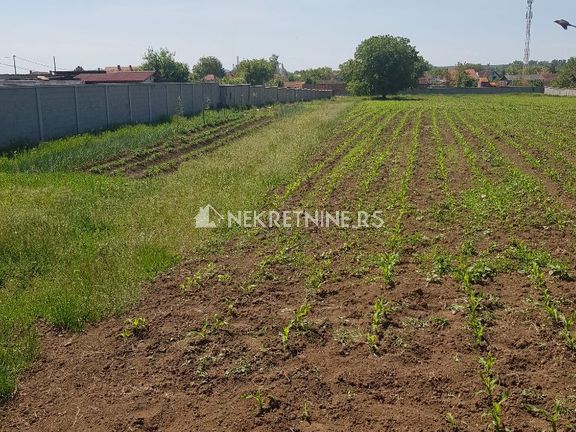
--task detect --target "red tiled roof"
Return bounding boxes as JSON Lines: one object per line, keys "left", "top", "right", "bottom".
{"left": 74, "top": 71, "right": 154, "bottom": 83}
{"left": 465, "top": 69, "right": 479, "bottom": 80}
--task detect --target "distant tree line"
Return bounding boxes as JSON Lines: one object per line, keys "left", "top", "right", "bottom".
{"left": 138, "top": 41, "right": 431, "bottom": 96}
{"left": 138, "top": 45, "right": 576, "bottom": 92}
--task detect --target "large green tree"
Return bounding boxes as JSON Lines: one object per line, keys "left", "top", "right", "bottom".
{"left": 235, "top": 58, "right": 275, "bottom": 85}
{"left": 191, "top": 56, "right": 226, "bottom": 81}
{"left": 342, "top": 35, "right": 424, "bottom": 97}
{"left": 553, "top": 57, "right": 576, "bottom": 88}
{"left": 140, "top": 47, "right": 190, "bottom": 82}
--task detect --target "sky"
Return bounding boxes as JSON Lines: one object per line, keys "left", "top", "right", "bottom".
{"left": 1, "top": 0, "right": 575, "bottom": 74}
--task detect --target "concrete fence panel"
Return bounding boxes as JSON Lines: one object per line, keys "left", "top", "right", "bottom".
{"left": 181, "top": 83, "right": 195, "bottom": 115}
{"left": 544, "top": 87, "right": 576, "bottom": 97}
{"left": 39, "top": 86, "right": 78, "bottom": 140}
{"left": 0, "top": 87, "right": 40, "bottom": 146}
{"left": 233, "top": 86, "right": 243, "bottom": 106}
{"left": 251, "top": 86, "right": 264, "bottom": 106}
{"left": 219, "top": 85, "right": 232, "bottom": 108}
{"left": 107, "top": 85, "right": 131, "bottom": 127}
{"left": 129, "top": 85, "right": 150, "bottom": 124}
{"left": 166, "top": 84, "right": 182, "bottom": 116}
{"left": 76, "top": 86, "right": 108, "bottom": 133}
{"left": 203, "top": 83, "right": 220, "bottom": 109}
{"left": 278, "top": 88, "right": 287, "bottom": 103}
{"left": 150, "top": 84, "right": 169, "bottom": 121}
{"left": 264, "top": 87, "right": 276, "bottom": 104}
{"left": 191, "top": 83, "right": 203, "bottom": 114}
{"left": 239, "top": 85, "right": 250, "bottom": 107}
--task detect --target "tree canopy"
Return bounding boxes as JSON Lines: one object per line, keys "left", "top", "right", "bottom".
{"left": 191, "top": 56, "right": 226, "bottom": 81}
{"left": 234, "top": 58, "right": 275, "bottom": 85}
{"left": 140, "top": 47, "right": 190, "bottom": 82}
{"left": 553, "top": 57, "right": 576, "bottom": 88}
{"left": 289, "top": 67, "right": 336, "bottom": 83}
{"left": 340, "top": 35, "right": 424, "bottom": 97}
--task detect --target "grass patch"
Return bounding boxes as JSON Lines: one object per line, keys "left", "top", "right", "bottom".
{"left": 0, "top": 98, "right": 353, "bottom": 397}
{"left": 0, "top": 107, "right": 273, "bottom": 173}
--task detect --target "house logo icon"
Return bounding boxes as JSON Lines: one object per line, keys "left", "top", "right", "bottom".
{"left": 194, "top": 204, "right": 225, "bottom": 228}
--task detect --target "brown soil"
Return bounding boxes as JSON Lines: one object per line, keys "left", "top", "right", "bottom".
{"left": 2, "top": 100, "right": 576, "bottom": 432}
{"left": 86, "top": 116, "right": 273, "bottom": 179}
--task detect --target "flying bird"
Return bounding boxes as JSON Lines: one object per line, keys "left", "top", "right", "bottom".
{"left": 555, "top": 19, "right": 576, "bottom": 30}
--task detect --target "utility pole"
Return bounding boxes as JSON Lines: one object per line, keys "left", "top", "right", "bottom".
{"left": 12, "top": 55, "right": 17, "bottom": 74}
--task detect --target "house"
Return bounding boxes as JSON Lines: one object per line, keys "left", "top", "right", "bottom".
{"left": 447, "top": 68, "right": 480, "bottom": 87}
{"left": 418, "top": 76, "right": 431, "bottom": 88}
{"left": 202, "top": 74, "right": 218, "bottom": 82}
{"left": 504, "top": 73, "right": 555, "bottom": 86}
{"left": 465, "top": 69, "right": 480, "bottom": 81}
{"left": 74, "top": 71, "right": 155, "bottom": 84}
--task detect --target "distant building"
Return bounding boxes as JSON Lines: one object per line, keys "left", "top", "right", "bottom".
{"left": 202, "top": 74, "right": 218, "bottom": 82}
{"left": 420, "top": 76, "right": 449, "bottom": 88}
{"left": 105, "top": 65, "right": 137, "bottom": 72}
{"left": 465, "top": 69, "right": 480, "bottom": 81}
{"left": 74, "top": 71, "right": 155, "bottom": 84}
{"left": 305, "top": 80, "right": 348, "bottom": 96}
{"left": 505, "top": 72, "right": 555, "bottom": 86}
{"left": 283, "top": 81, "right": 306, "bottom": 89}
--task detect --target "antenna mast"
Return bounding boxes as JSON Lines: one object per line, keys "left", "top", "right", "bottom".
{"left": 523, "top": 0, "right": 534, "bottom": 76}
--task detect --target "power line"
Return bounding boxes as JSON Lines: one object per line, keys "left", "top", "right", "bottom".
{"left": 0, "top": 61, "right": 29, "bottom": 72}
{"left": 15, "top": 55, "right": 51, "bottom": 69}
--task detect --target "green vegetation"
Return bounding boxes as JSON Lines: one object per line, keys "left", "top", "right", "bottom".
{"left": 120, "top": 317, "right": 149, "bottom": 339}
{"left": 0, "top": 107, "right": 275, "bottom": 173}
{"left": 140, "top": 47, "right": 190, "bottom": 82}
{"left": 552, "top": 57, "right": 576, "bottom": 88}
{"left": 191, "top": 56, "right": 226, "bottom": 81}
{"left": 340, "top": 35, "right": 428, "bottom": 97}
{"left": 366, "top": 298, "right": 396, "bottom": 354}
{"left": 479, "top": 354, "right": 509, "bottom": 432}
{"left": 5, "top": 93, "right": 576, "bottom": 431}
{"left": 281, "top": 299, "right": 313, "bottom": 349}
{"left": 0, "top": 98, "right": 350, "bottom": 397}
{"left": 232, "top": 58, "right": 275, "bottom": 86}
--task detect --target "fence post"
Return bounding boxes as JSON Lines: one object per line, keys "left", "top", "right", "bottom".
{"left": 164, "top": 84, "right": 169, "bottom": 116}
{"left": 34, "top": 87, "right": 45, "bottom": 141}
{"left": 179, "top": 83, "right": 183, "bottom": 115}
{"left": 105, "top": 85, "right": 110, "bottom": 128}
{"left": 74, "top": 86, "right": 80, "bottom": 133}
{"left": 128, "top": 85, "right": 133, "bottom": 123}
{"left": 148, "top": 85, "right": 152, "bottom": 122}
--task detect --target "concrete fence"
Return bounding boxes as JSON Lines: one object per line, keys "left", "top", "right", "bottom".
{"left": 544, "top": 87, "right": 576, "bottom": 97}
{"left": 0, "top": 82, "right": 332, "bottom": 151}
